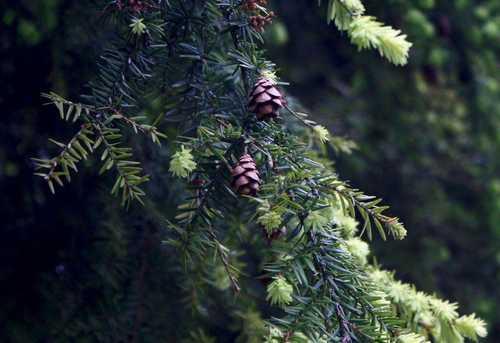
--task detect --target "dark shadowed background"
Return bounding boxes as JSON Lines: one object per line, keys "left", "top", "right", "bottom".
{"left": 1, "top": 0, "right": 499, "bottom": 341}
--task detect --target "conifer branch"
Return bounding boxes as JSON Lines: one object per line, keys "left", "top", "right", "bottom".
{"left": 324, "top": 180, "right": 407, "bottom": 240}
{"left": 369, "top": 268, "right": 488, "bottom": 342}
{"left": 38, "top": 92, "right": 163, "bottom": 205}
{"left": 33, "top": 1, "right": 487, "bottom": 342}
{"left": 108, "top": 109, "right": 167, "bottom": 145}
{"left": 93, "top": 123, "right": 149, "bottom": 207}
{"left": 323, "top": 0, "right": 412, "bottom": 65}
{"left": 207, "top": 229, "right": 241, "bottom": 293}
{"left": 33, "top": 124, "right": 95, "bottom": 193}
{"left": 42, "top": 92, "right": 93, "bottom": 122}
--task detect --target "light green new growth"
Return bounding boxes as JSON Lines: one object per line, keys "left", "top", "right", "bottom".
{"left": 456, "top": 314, "right": 488, "bottom": 341}
{"left": 397, "top": 332, "right": 430, "bottom": 343}
{"left": 325, "top": 0, "right": 412, "bottom": 65}
{"left": 344, "top": 237, "right": 370, "bottom": 265}
{"left": 257, "top": 211, "right": 282, "bottom": 232}
{"left": 368, "top": 269, "right": 488, "bottom": 342}
{"left": 129, "top": 18, "right": 146, "bottom": 35}
{"left": 330, "top": 205, "right": 359, "bottom": 237}
{"left": 313, "top": 125, "right": 330, "bottom": 144}
{"left": 169, "top": 146, "right": 197, "bottom": 178}
{"left": 256, "top": 200, "right": 282, "bottom": 232}
{"left": 266, "top": 276, "right": 294, "bottom": 307}
{"left": 349, "top": 16, "right": 412, "bottom": 66}
{"left": 304, "top": 210, "right": 330, "bottom": 231}
{"left": 327, "top": 0, "right": 365, "bottom": 30}
{"left": 332, "top": 207, "right": 486, "bottom": 342}
{"left": 264, "top": 326, "right": 324, "bottom": 343}
{"left": 212, "top": 265, "right": 231, "bottom": 291}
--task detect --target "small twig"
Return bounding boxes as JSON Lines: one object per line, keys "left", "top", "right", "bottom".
{"left": 207, "top": 229, "right": 241, "bottom": 293}
{"left": 284, "top": 105, "right": 317, "bottom": 128}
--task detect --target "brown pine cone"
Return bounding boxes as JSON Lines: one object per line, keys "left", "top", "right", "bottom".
{"left": 242, "top": 0, "right": 268, "bottom": 12}
{"left": 262, "top": 226, "right": 287, "bottom": 244}
{"left": 248, "top": 77, "right": 285, "bottom": 120}
{"left": 129, "top": 0, "right": 146, "bottom": 12}
{"left": 231, "top": 154, "right": 261, "bottom": 196}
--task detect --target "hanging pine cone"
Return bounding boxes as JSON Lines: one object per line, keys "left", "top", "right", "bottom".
{"left": 249, "top": 12, "right": 275, "bottom": 32}
{"left": 231, "top": 154, "right": 261, "bottom": 196}
{"left": 248, "top": 78, "right": 285, "bottom": 120}
{"left": 242, "top": 0, "right": 268, "bottom": 12}
{"left": 262, "top": 227, "right": 287, "bottom": 244}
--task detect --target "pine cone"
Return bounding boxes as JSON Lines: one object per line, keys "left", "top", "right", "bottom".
{"left": 231, "top": 154, "right": 261, "bottom": 196}
{"left": 262, "top": 227, "right": 287, "bottom": 244}
{"left": 248, "top": 78, "right": 285, "bottom": 120}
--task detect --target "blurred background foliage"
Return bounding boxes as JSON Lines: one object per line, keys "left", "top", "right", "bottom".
{"left": 0, "top": 0, "right": 499, "bottom": 341}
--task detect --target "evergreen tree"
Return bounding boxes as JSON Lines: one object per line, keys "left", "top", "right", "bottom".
{"left": 28, "top": 0, "right": 487, "bottom": 342}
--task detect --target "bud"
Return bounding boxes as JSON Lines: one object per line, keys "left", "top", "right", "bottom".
{"left": 264, "top": 325, "right": 283, "bottom": 343}
{"left": 266, "top": 276, "right": 293, "bottom": 307}
{"left": 129, "top": 18, "right": 146, "bottom": 35}
{"left": 429, "top": 297, "right": 458, "bottom": 322}
{"left": 455, "top": 313, "right": 488, "bottom": 340}
{"left": 304, "top": 210, "right": 329, "bottom": 231}
{"left": 169, "top": 146, "right": 197, "bottom": 178}
{"left": 391, "top": 222, "right": 407, "bottom": 240}
{"left": 213, "top": 265, "right": 231, "bottom": 291}
{"left": 397, "top": 333, "right": 429, "bottom": 343}
{"left": 313, "top": 125, "right": 330, "bottom": 144}
{"left": 257, "top": 210, "right": 282, "bottom": 232}
{"left": 344, "top": 237, "right": 370, "bottom": 265}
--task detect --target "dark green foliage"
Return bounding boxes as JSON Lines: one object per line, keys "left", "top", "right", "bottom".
{"left": 0, "top": 0, "right": 496, "bottom": 342}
